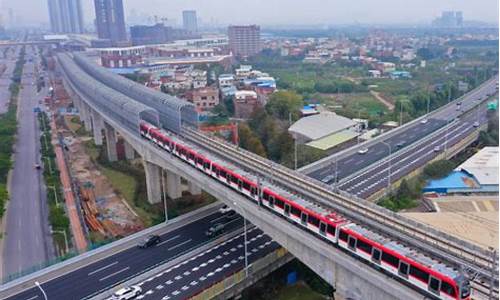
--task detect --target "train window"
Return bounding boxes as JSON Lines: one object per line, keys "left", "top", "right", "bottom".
{"left": 371, "top": 248, "right": 381, "bottom": 263}
{"left": 356, "top": 239, "right": 372, "bottom": 254}
{"left": 339, "top": 230, "right": 348, "bottom": 242}
{"left": 226, "top": 174, "right": 231, "bottom": 183}
{"left": 300, "top": 212, "right": 308, "bottom": 225}
{"left": 231, "top": 175, "right": 238, "bottom": 184}
{"left": 398, "top": 261, "right": 409, "bottom": 278}
{"left": 291, "top": 206, "right": 300, "bottom": 217}
{"left": 196, "top": 157, "right": 203, "bottom": 165}
{"left": 242, "top": 181, "right": 250, "bottom": 191}
{"left": 250, "top": 186, "right": 257, "bottom": 196}
{"left": 428, "top": 277, "right": 441, "bottom": 295}
{"left": 326, "top": 224, "right": 335, "bottom": 235}
{"left": 319, "top": 222, "right": 327, "bottom": 236}
{"left": 269, "top": 196, "right": 274, "bottom": 207}
{"left": 263, "top": 192, "right": 269, "bottom": 201}
{"left": 204, "top": 162, "right": 210, "bottom": 170}
{"left": 409, "top": 265, "right": 429, "bottom": 283}
{"left": 381, "top": 252, "right": 399, "bottom": 268}
{"left": 284, "top": 204, "right": 290, "bottom": 216}
{"left": 275, "top": 198, "right": 284, "bottom": 208}
{"left": 308, "top": 215, "right": 320, "bottom": 227}
{"left": 348, "top": 236, "right": 356, "bottom": 250}
{"left": 441, "top": 281, "right": 456, "bottom": 297}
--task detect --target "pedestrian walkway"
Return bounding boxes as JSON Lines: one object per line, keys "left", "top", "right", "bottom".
{"left": 51, "top": 118, "right": 88, "bottom": 252}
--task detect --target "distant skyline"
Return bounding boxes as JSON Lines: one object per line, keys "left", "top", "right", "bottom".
{"left": 1, "top": 0, "right": 498, "bottom": 28}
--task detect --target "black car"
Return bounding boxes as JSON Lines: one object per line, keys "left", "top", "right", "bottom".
{"left": 224, "top": 210, "right": 238, "bottom": 221}
{"left": 137, "top": 235, "right": 160, "bottom": 248}
{"left": 205, "top": 223, "right": 225, "bottom": 237}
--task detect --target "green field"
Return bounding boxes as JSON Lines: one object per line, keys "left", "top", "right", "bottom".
{"left": 318, "top": 92, "right": 389, "bottom": 117}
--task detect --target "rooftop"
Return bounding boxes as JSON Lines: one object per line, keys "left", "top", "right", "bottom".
{"left": 289, "top": 112, "right": 357, "bottom": 141}
{"left": 306, "top": 129, "right": 359, "bottom": 151}
{"left": 455, "top": 147, "right": 498, "bottom": 186}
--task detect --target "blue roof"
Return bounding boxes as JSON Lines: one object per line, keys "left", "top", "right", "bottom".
{"left": 423, "top": 171, "right": 479, "bottom": 192}
{"left": 108, "top": 67, "right": 139, "bottom": 75}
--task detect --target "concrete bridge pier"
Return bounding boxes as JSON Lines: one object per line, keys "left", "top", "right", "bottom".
{"left": 187, "top": 181, "right": 202, "bottom": 195}
{"left": 166, "top": 169, "right": 182, "bottom": 200}
{"left": 104, "top": 122, "right": 118, "bottom": 162}
{"left": 124, "top": 140, "right": 135, "bottom": 160}
{"left": 143, "top": 160, "right": 162, "bottom": 204}
{"left": 91, "top": 111, "right": 104, "bottom": 146}
{"left": 81, "top": 103, "right": 92, "bottom": 132}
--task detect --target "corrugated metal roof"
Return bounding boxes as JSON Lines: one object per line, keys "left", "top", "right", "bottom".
{"left": 289, "top": 112, "right": 356, "bottom": 141}
{"left": 455, "top": 147, "right": 498, "bottom": 186}
{"left": 307, "top": 130, "right": 359, "bottom": 151}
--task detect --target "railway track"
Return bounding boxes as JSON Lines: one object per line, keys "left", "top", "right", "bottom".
{"left": 182, "top": 127, "right": 498, "bottom": 296}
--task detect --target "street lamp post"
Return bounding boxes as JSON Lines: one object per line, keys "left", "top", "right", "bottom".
{"left": 51, "top": 229, "right": 68, "bottom": 254}
{"left": 233, "top": 201, "right": 248, "bottom": 277}
{"left": 381, "top": 141, "right": 392, "bottom": 191}
{"left": 48, "top": 185, "right": 58, "bottom": 206}
{"left": 35, "top": 281, "right": 48, "bottom": 300}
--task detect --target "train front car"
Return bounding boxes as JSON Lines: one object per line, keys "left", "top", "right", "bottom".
{"left": 456, "top": 274, "right": 471, "bottom": 300}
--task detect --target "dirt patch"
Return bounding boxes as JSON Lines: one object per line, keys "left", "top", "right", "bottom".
{"left": 59, "top": 116, "right": 144, "bottom": 241}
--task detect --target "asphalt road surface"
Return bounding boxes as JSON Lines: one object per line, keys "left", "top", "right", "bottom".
{"left": 5, "top": 210, "right": 246, "bottom": 300}
{"left": 307, "top": 78, "right": 498, "bottom": 184}
{"left": 2, "top": 48, "right": 54, "bottom": 280}
{"left": 132, "top": 227, "right": 279, "bottom": 300}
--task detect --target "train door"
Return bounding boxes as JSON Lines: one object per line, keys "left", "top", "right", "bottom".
{"left": 238, "top": 179, "right": 242, "bottom": 191}
{"left": 398, "top": 261, "right": 409, "bottom": 278}
{"left": 371, "top": 248, "right": 381, "bottom": 264}
{"left": 300, "top": 212, "right": 308, "bottom": 225}
{"left": 269, "top": 195, "right": 275, "bottom": 208}
{"left": 428, "top": 276, "right": 441, "bottom": 297}
{"left": 319, "top": 222, "right": 327, "bottom": 236}
{"left": 284, "top": 203, "right": 290, "bottom": 216}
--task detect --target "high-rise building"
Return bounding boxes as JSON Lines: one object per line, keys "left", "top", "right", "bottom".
{"left": 94, "top": 0, "right": 128, "bottom": 46}
{"left": 432, "top": 11, "right": 464, "bottom": 28}
{"left": 47, "top": 0, "right": 84, "bottom": 33}
{"left": 130, "top": 23, "right": 171, "bottom": 45}
{"left": 182, "top": 10, "right": 197, "bottom": 33}
{"left": 228, "top": 25, "right": 261, "bottom": 58}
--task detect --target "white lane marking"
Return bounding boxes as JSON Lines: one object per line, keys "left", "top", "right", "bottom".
{"left": 156, "top": 235, "right": 181, "bottom": 247}
{"left": 162, "top": 296, "right": 170, "bottom": 300}
{"left": 168, "top": 239, "right": 192, "bottom": 251}
{"left": 190, "top": 280, "right": 198, "bottom": 286}
{"left": 88, "top": 261, "right": 119, "bottom": 276}
{"left": 210, "top": 215, "right": 227, "bottom": 223}
{"left": 156, "top": 285, "right": 164, "bottom": 290}
{"left": 174, "top": 275, "right": 182, "bottom": 280}
{"left": 166, "top": 280, "right": 173, "bottom": 285}
{"left": 25, "top": 296, "right": 38, "bottom": 300}
{"left": 99, "top": 267, "right": 130, "bottom": 281}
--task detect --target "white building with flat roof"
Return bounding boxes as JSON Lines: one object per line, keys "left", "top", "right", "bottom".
{"left": 455, "top": 147, "right": 498, "bottom": 188}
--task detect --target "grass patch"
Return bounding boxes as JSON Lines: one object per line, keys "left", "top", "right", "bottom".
{"left": 276, "top": 283, "right": 325, "bottom": 300}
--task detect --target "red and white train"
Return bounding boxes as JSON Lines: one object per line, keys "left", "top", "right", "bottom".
{"left": 140, "top": 121, "right": 471, "bottom": 300}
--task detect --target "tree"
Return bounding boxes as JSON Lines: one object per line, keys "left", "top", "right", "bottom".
{"left": 423, "top": 160, "right": 455, "bottom": 179}
{"left": 265, "top": 90, "right": 303, "bottom": 120}
{"left": 238, "top": 124, "right": 267, "bottom": 157}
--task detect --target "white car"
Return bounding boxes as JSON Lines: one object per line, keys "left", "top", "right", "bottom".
{"left": 111, "top": 286, "right": 142, "bottom": 300}
{"left": 219, "top": 205, "right": 233, "bottom": 214}
{"left": 357, "top": 148, "right": 369, "bottom": 155}
{"left": 473, "top": 121, "right": 480, "bottom": 127}
{"left": 420, "top": 119, "right": 428, "bottom": 124}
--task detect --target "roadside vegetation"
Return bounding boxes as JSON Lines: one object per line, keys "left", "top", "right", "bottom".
{"left": 0, "top": 47, "right": 25, "bottom": 218}
{"left": 241, "top": 259, "right": 332, "bottom": 300}
{"left": 378, "top": 159, "right": 456, "bottom": 211}
{"left": 38, "top": 112, "right": 71, "bottom": 254}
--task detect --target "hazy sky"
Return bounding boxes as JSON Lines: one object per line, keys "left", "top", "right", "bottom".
{"left": 1, "top": 0, "right": 498, "bottom": 27}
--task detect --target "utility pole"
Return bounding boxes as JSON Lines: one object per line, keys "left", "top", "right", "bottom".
{"left": 381, "top": 141, "right": 392, "bottom": 191}
{"left": 161, "top": 169, "right": 168, "bottom": 223}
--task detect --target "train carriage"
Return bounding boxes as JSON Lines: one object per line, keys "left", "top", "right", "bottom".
{"left": 138, "top": 121, "right": 471, "bottom": 300}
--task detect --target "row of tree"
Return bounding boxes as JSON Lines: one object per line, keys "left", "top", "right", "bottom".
{"left": 0, "top": 47, "right": 25, "bottom": 218}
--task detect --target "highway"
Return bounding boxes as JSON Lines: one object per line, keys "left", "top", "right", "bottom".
{"left": 5, "top": 209, "right": 248, "bottom": 300}
{"left": 130, "top": 227, "right": 278, "bottom": 300}
{"left": 305, "top": 78, "right": 498, "bottom": 184}
{"left": 2, "top": 47, "right": 54, "bottom": 280}
{"left": 339, "top": 107, "right": 489, "bottom": 198}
